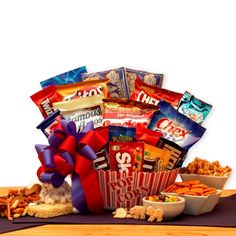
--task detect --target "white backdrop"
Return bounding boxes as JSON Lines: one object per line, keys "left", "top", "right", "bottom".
{"left": 0, "top": 0, "right": 235, "bottom": 188}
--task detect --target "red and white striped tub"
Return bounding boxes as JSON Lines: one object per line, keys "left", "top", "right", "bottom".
{"left": 98, "top": 169, "right": 179, "bottom": 210}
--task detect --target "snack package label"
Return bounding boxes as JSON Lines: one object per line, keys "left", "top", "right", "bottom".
{"left": 109, "top": 142, "right": 144, "bottom": 173}
{"left": 30, "top": 86, "right": 61, "bottom": 118}
{"left": 53, "top": 94, "right": 104, "bottom": 132}
{"left": 40, "top": 66, "right": 87, "bottom": 88}
{"left": 148, "top": 100, "right": 206, "bottom": 150}
{"left": 56, "top": 79, "right": 109, "bottom": 101}
{"left": 82, "top": 68, "right": 129, "bottom": 98}
{"left": 93, "top": 146, "right": 110, "bottom": 171}
{"left": 143, "top": 143, "right": 171, "bottom": 172}
{"left": 130, "top": 78, "right": 182, "bottom": 107}
{"left": 157, "top": 137, "right": 188, "bottom": 170}
{"left": 125, "top": 68, "right": 163, "bottom": 97}
{"left": 177, "top": 91, "right": 212, "bottom": 124}
{"left": 103, "top": 99, "right": 156, "bottom": 128}
{"left": 63, "top": 106, "right": 102, "bottom": 132}
{"left": 109, "top": 126, "right": 136, "bottom": 142}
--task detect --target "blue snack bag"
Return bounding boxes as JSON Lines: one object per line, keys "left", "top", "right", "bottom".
{"left": 148, "top": 100, "right": 206, "bottom": 150}
{"left": 40, "top": 66, "right": 87, "bottom": 88}
{"left": 177, "top": 91, "right": 212, "bottom": 124}
{"left": 108, "top": 125, "right": 136, "bottom": 142}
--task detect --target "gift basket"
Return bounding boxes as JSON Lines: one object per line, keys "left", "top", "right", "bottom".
{"left": 1, "top": 65, "right": 224, "bottom": 222}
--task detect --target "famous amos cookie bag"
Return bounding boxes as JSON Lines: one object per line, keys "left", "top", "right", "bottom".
{"left": 148, "top": 100, "right": 206, "bottom": 150}
{"left": 57, "top": 78, "right": 109, "bottom": 101}
{"left": 130, "top": 78, "right": 183, "bottom": 107}
{"left": 177, "top": 91, "right": 212, "bottom": 124}
{"left": 53, "top": 94, "right": 104, "bottom": 132}
{"left": 40, "top": 66, "right": 87, "bottom": 88}
{"left": 82, "top": 67, "right": 129, "bottom": 98}
{"left": 102, "top": 98, "right": 157, "bottom": 127}
{"left": 125, "top": 68, "right": 163, "bottom": 97}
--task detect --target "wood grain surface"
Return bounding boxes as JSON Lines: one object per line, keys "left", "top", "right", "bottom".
{"left": 1, "top": 188, "right": 236, "bottom": 236}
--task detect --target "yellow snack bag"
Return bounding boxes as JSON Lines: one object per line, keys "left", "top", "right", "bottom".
{"left": 143, "top": 143, "right": 171, "bottom": 172}
{"left": 56, "top": 79, "right": 109, "bottom": 101}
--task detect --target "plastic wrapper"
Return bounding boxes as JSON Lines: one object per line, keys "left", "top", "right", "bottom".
{"left": 125, "top": 68, "right": 163, "bottom": 97}
{"left": 148, "top": 100, "right": 206, "bottom": 150}
{"left": 40, "top": 66, "right": 87, "bottom": 88}
{"left": 82, "top": 67, "right": 128, "bottom": 98}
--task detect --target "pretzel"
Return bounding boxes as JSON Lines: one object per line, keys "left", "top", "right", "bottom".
{"left": 0, "top": 184, "right": 42, "bottom": 220}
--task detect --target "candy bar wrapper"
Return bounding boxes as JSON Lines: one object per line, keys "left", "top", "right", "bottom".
{"left": 30, "top": 85, "right": 61, "bottom": 118}
{"left": 93, "top": 146, "right": 110, "bottom": 171}
{"left": 125, "top": 68, "right": 163, "bottom": 97}
{"left": 177, "top": 91, "right": 212, "bottom": 124}
{"left": 136, "top": 123, "right": 163, "bottom": 146}
{"left": 53, "top": 94, "right": 104, "bottom": 132}
{"left": 102, "top": 98, "right": 157, "bottom": 127}
{"left": 157, "top": 137, "right": 188, "bottom": 170}
{"left": 97, "top": 168, "right": 179, "bottom": 209}
{"left": 143, "top": 143, "right": 171, "bottom": 172}
{"left": 56, "top": 78, "right": 109, "bottom": 101}
{"left": 130, "top": 78, "right": 183, "bottom": 107}
{"left": 109, "top": 125, "right": 136, "bottom": 142}
{"left": 40, "top": 66, "right": 87, "bottom": 88}
{"left": 109, "top": 142, "right": 144, "bottom": 173}
{"left": 82, "top": 67, "right": 129, "bottom": 98}
{"left": 36, "top": 109, "right": 64, "bottom": 137}
{"left": 148, "top": 100, "right": 206, "bottom": 150}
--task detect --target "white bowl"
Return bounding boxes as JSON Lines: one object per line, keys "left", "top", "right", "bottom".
{"left": 180, "top": 173, "right": 231, "bottom": 189}
{"left": 161, "top": 190, "right": 222, "bottom": 215}
{"left": 142, "top": 196, "right": 185, "bottom": 219}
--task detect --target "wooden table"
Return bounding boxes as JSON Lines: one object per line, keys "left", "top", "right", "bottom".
{"left": 1, "top": 188, "right": 236, "bottom": 236}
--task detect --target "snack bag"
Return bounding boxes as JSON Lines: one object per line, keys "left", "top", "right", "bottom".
{"left": 53, "top": 94, "right": 104, "bottom": 132}
{"left": 148, "top": 100, "right": 206, "bottom": 150}
{"left": 36, "top": 109, "right": 64, "bottom": 137}
{"left": 56, "top": 79, "right": 109, "bottom": 101}
{"left": 177, "top": 91, "right": 212, "bottom": 124}
{"left": 130, "top": 78, "right": 183, "bottom": 107}
{"left": 103, "top": 98, "right": 157, "bottom": 127}
{"left": 143, "top": 143, "right": 171, "bottom": 172}
{"left": 109, "top": 142, "right": 144, "bottom": 173}
{"left": 136, "top": 123, "right": 163, "bottom": 146}
{"left": 82, "top": 67, "right": 129, "bottom": 98}
{"left": 30, "top": 85, "right": 61, "bottom": 118}
{"left": 40, "top": 66, "right": 87, "bottom": 88}
{"left": 125, "top": 68, "right": 163, "bottom": 97}
{"left": 93, "top": 147, "right": 110, "bottom": 171}
{"left": 109, "top": 126, "right": 136, "bottom": 142}
{"left": 157, "top": 137, "right": 188, "bottom": 170}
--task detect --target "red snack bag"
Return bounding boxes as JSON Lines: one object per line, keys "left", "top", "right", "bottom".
{"left": 136, "top": 123, "right": 163, "bottom": 146}
{"left": 130, "top": 78, "right": 183, "bottom": 107}
{"left": 30, "top": 86, "right": 61, "bottom": 118}
{"left": 102, "top": 98, "right": 157, "bottom": 128}
{"left": 109, "top": 142, "right": 144, "bottom": 173}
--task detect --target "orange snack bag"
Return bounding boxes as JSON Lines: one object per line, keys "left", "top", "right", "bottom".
{"left": 56, "top": 78, "right": 109, "bottom": 101}
{"left": 143, "top": 143, "right": 171, "bottom": 172}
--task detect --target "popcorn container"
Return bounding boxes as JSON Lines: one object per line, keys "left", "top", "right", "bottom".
{"left": 98, "top": 169, "right": 179, "bottom": 210}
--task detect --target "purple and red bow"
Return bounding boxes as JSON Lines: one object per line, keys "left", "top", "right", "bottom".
{"left": 36, "top": 120, "right": 108, "bottom": 214}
